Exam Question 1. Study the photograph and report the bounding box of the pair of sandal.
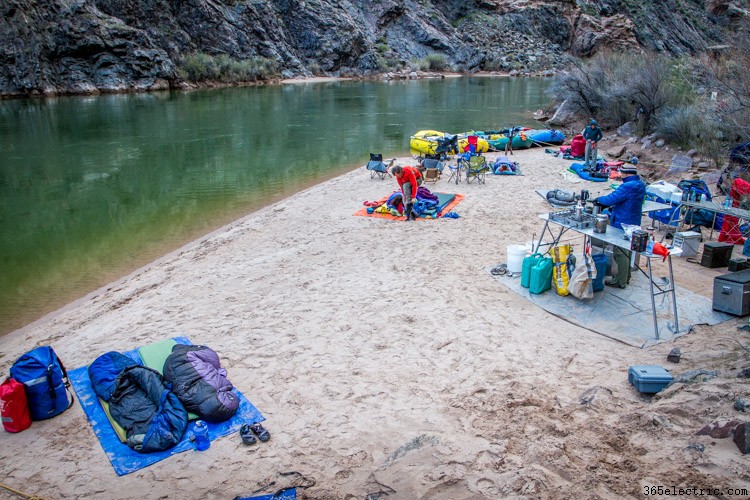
[240,422,271,445]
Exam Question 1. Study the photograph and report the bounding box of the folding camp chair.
[447,157,467,184]
[465,155,489,184]
[421,158,445,183]
[366,153,394,180]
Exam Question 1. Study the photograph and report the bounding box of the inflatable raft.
[528,129,566,146]
[487,133,534,151]
[410,130,489,155]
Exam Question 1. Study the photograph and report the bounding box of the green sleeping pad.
[137,338,199,420]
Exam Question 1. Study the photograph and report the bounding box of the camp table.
[535,212,682,339]
[674,198,750,241]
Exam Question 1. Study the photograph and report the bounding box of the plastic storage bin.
[591,253,609,292]
[672,231,701,258]
[628,365,673,394]
[701,242,734,268]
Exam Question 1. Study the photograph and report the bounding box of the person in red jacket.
[391,165,423,221]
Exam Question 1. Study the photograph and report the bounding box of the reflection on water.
[0,77,549,334]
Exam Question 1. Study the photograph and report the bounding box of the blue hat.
[590,119,598,125]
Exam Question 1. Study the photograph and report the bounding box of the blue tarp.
[237,488,297,500]
[69,336,265,476]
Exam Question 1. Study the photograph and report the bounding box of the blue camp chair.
[465,155,489,184]
[365,153,394,180]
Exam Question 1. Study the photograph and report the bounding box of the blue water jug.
[591,253,609,292]
[521,253,544,288]
[193,420,210,451]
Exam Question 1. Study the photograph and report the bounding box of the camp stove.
[548,208,598,229]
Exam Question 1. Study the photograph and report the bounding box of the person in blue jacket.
[594,164,646,288]
[582,119,603,170]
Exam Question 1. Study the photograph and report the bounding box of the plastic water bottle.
[646,239,654,255]
[724,197,732,209]
[193,420,210,451]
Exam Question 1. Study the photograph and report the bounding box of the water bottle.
[646,239,654,255]
[193,420,210,451]
[724,196,732,209]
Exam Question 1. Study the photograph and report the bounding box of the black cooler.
[713,269,750,316]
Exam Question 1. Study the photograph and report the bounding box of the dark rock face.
[0,0,742,96]
[1,0,177,96]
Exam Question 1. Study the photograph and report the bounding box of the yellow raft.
[409,130,489,155]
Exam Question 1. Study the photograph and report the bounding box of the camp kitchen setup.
[505,180,750,344]
[534,188,680,339]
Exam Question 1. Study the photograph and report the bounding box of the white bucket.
[507,244,527,274]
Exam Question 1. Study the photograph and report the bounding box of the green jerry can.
[529,255,554,294]
[521,253,544,288]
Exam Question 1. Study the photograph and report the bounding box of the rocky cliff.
[1,0,747,97]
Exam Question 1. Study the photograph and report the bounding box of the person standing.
[593,164,646,288]
[582,119,603,170]
[391,165,423,221]
[504,126,518,156]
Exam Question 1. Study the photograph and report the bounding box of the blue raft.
[529,129,566,146]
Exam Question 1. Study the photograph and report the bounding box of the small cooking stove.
[548,209,597,229]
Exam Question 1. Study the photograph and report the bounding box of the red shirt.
[396,166,421,200]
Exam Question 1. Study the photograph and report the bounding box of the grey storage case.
[713,269,750,316]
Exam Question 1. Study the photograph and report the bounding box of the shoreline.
[4,71,538,99]
[1,146,748,498]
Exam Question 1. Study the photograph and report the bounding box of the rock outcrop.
[0,0,745,97]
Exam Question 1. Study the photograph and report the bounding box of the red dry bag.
[570,134,586,157]
[0,378,32,433]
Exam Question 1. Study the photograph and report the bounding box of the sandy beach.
[1,145,749,499]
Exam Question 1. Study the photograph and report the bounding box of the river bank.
[1,146,748,498]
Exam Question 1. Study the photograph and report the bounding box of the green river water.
[0,77,550,335]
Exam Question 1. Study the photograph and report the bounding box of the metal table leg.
[536,221,550,255]
[667,254,679,333]
[536,220,567,256]
[646,257,660,339]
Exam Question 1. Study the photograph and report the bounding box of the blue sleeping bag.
[89,352,188,453]
[491,156,519,175]
[569,163,608,182]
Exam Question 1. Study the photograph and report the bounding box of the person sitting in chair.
[593,164,646,288]
[391,165,423,221]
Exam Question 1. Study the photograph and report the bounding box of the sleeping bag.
[163,344,239,423]
[89,352,188,453]
[569,163,608,182]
